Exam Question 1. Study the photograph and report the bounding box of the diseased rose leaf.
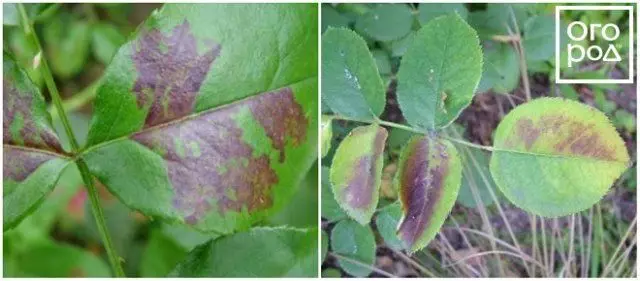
[397,14,483,130]
[396,135,462,253]
[82,4,318,234]
[490,98,630,217]
[169,227,318,277]
[330,124,387,225]
[3,52,71,230]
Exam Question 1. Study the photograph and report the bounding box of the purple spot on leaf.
[132,88,306,224]
[3,80,62,153]
[397,137,449,248]
[132,21,221,127]
[343,127,387,210]
[3,148,55,182]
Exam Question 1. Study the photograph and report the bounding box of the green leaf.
[91,23,126,65]
[397,14,483,130]
[322,28,385,119]
[140,228,189,277]
[8,240,111,277]
[355,4,413,42]
[389,31,414,58]
[330,124,387,224]
[372,49,392,75]
[387,127,418,150]
[321,230,329,262]
[170,227,318,277]
[558,84,579,101]
[523,15,557,62]
[160,222,216,251]
[490,98,630,217]
[330,219,375,277]
[456,148,498,208]
[322,4,350,33]
[322,268,342,277]
[477,43,520,94]
[3,52,71,230]
[321,166,347,222]
[321,115,333,158]
[417,3,468,25]
[82,4,318,235]
[43,14,91,79]
[396,135,462,253]
[375,202,405,250]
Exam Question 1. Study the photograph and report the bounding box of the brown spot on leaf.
[397,137,449,248]
[247,88,307,162]
[515,118,540,150]
[133,88,303,224]
[553,120,616,161]
[132,21,221,127]
[509,115,617,161]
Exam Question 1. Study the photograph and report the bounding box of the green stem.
[17,4,125,277]
[327,114,495,151]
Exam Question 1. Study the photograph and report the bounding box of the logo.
[555,6,634,84]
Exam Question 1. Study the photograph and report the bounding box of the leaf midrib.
[3,144,71,159]
[492,146,628,166]
[80,76,315,155]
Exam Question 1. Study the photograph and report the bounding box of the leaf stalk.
[17,4,125,277]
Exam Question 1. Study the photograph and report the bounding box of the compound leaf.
[322,28,385,119]
[330,219,375,277]
[397,14,482,130]
[170,227,317,277]
[355,4,413,42]
[3,52,71,230]
[396,135,462,253]
[330,124,387,225]
[490,98,630,217]
[82,4,318,235]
